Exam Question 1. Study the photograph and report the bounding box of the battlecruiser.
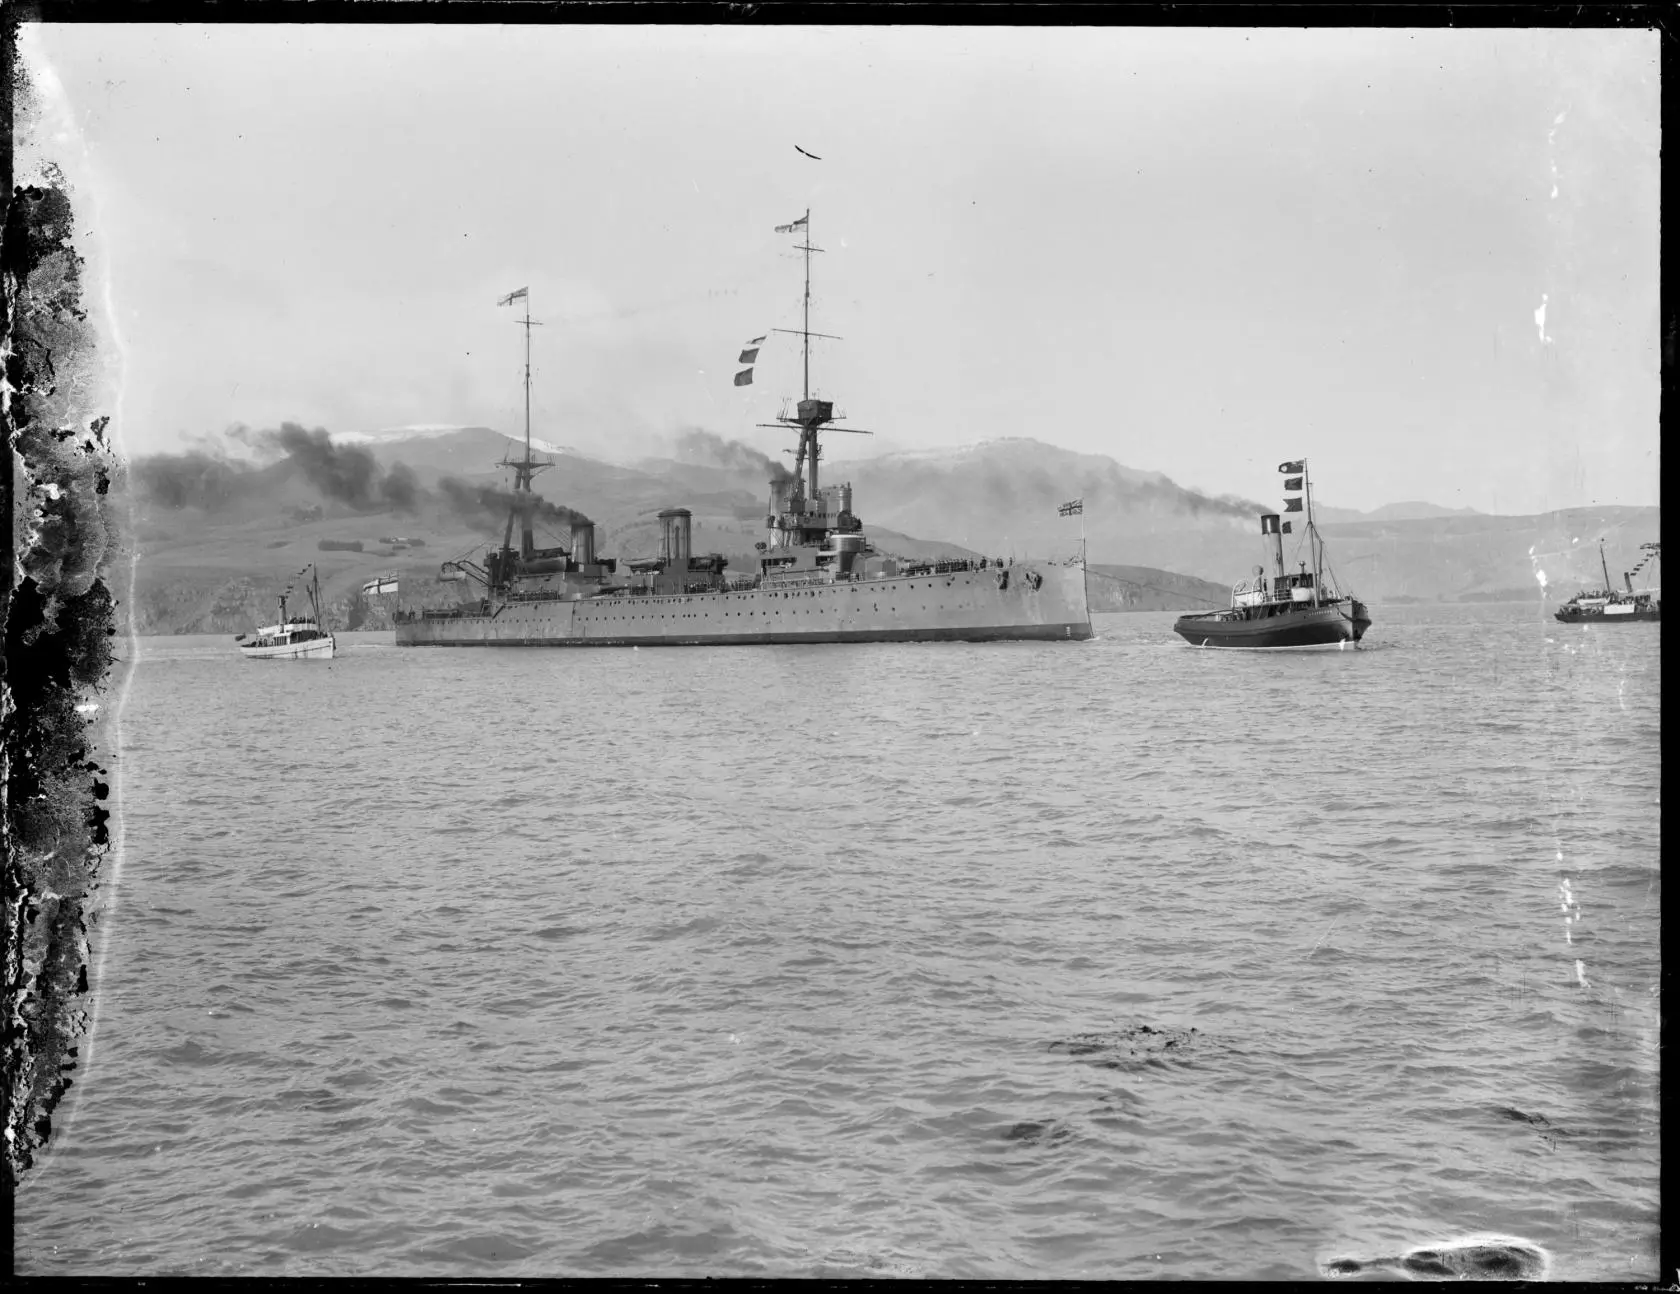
[1173,459,1370,649]
[238,565,336,659]
[1554,540,1660,624]
[395,212,1090,647]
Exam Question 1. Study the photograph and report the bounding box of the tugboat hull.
[1173,602,1369,650]
[397,563,1091,647]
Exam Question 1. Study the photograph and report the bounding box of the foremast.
[273,563,325,630]
[1269,458,1333,607]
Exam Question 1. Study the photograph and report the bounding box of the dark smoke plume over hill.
[1130,475,1258,520]
[130,424,522,522]
[381,461,420,510]
[260,423,423,512]
[676,428,792,484]
[437,479,592,530]
[133,423,425,515]
[130,450,267,511]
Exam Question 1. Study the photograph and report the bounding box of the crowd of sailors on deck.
[904,557,1011,577]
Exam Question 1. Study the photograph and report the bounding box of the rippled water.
[15,606,1661,1279]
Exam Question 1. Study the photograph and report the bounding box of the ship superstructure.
[396,214,1091,647]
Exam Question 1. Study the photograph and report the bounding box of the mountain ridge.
[120,428,1658,633]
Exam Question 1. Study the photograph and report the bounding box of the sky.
[17,23,1661,516]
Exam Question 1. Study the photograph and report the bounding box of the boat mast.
[1304,459,1321,606]
[1599,538,1612,594]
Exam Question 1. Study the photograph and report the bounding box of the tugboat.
[1173,458,1371,649]
[1554,540,1660,623]
[238,565,336,659]
[395,212,1091,647]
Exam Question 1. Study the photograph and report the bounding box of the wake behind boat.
[1554,540,1660,624]
[238,565,336,660]
[1173,459,1370,650]
[395,211,1091,648]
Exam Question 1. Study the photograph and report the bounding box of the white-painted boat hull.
[239,634,336,660]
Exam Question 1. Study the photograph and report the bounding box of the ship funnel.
[571,520,596,568]
[659,508,692,569]
[1260,514,1285,581]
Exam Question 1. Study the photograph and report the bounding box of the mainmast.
[758,208,869,523]
[1598,539,1613,595]
[523,292,533,462]
[778,207,828,501]
[802,206,812,402]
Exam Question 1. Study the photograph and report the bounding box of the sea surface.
[14,605,1662,1280]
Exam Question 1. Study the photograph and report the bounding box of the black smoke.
[380,461,420,511]
[1131,476,1260,520]
[436,478,591,531]
[130,423,598,533]
[129,451,262,511]
[132,423,423,514]
[676,427,792,485]
[261,423,383,509]
[968,459,1262,523]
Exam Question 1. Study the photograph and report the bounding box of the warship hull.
[396,562,1090,647]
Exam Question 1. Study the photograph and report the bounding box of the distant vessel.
[396,212,1090,648]
[1173,459,1371,650]
[238,565,336,659]
[1554,540,1660,624]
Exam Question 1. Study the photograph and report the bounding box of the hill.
[117,428,1658,632]
[1087,565,1230,612]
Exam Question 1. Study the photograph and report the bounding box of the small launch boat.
[239,565,336,660]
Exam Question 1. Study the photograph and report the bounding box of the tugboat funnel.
[1260,513,1285,582]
